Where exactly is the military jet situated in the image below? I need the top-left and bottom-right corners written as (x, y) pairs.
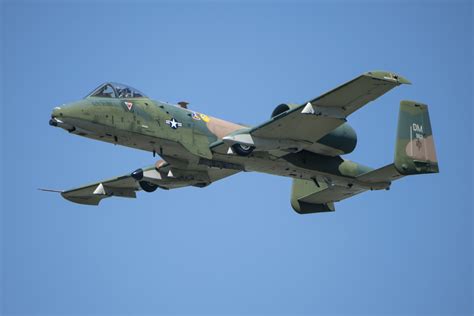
top-left (45, 71), bottom-right (438, 214)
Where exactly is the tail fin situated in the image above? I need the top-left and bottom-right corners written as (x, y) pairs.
top-left (291, 178), bottom-right (335, 214)
top-left (290, 100), bottom-right (439, 215)
top-left (394, 100), bottom-right (439, 175)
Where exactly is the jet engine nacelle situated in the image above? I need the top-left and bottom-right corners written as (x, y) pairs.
top-left (270, 103), bottom-right (357, 155)
top-left (317, 123), bottom-right (357, 155)
top-left (271, 103), bottom-right (300, 118)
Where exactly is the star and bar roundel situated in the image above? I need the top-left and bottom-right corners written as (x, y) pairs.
top-left (166, 117), bottom-right (183, 129)
top-left (122, 101), bottom-right (182, 130)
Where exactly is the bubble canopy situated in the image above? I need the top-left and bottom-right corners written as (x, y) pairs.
top-left (86, 82), bottom-right (147, 99)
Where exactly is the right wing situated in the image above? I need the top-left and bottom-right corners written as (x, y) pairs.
top-left (252, 71), bottom-right (410, 140)
top-left (222, 71), bottom-right (410, 154)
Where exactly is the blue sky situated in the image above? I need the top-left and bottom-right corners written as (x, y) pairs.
top-left (1, 1), bottom-right (472, 315)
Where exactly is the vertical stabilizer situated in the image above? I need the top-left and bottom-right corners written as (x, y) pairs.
top-left (291, 178), bottom-right (335, 214)
top-left (394, 100), bottom-right (439, 175)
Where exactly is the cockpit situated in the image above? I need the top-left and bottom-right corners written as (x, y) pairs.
top-left (86, 82), bottom-right (147, 99)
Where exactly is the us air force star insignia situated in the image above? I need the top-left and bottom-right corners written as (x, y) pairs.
top-left (165, 118), bottom-right (182, 129)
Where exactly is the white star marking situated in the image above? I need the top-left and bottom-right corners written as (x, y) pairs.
top-left (166, 118), bottom-right (182, 129)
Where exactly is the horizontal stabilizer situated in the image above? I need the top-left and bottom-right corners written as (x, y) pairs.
top-left (291, 178), bottom-right (366, 214)
top-left (294, 200), bottom-right (335, 214)
top-left (357, 164), bottom-right (403, 184)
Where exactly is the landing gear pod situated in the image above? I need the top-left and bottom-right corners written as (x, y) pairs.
top-left (139, 181), bottom-right (158, 193)
top-left (231, 143), bottom-right (255, 156)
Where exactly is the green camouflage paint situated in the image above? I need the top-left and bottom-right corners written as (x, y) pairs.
top-left (48, 72), bottom-right (439, 212)
top-left (394, 100), bottom-right (439, 175)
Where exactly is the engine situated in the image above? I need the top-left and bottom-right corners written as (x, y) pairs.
top-left (271, 103), bottom-right (300, 118)
top-left (318, 123), bottom-right (357, 155)
top-left (270, 103), bottom-right (357, 155)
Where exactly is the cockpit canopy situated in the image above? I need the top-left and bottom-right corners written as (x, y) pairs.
top-left (87, 82), bottom-right (147, 99)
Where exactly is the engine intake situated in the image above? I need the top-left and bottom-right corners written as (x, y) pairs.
top-left (271, 103), bottom-right (299, 118)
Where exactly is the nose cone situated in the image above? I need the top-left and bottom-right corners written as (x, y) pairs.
top-left (50, 106), bottom-right (74, 131)
top-left (50, 107), bottom-right (63, 125)
top-left (51, 106), bottom-right (61, 118)
top-left (51, 101), bottom-right (85, 119)
top-left (49, 102), bottom-right (85, 131)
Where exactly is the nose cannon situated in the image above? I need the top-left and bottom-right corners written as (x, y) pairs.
top-left (49, 107), bottom-right (75, 132)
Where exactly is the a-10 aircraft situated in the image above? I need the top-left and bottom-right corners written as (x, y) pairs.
top-left (45, 71), bottom-right (438, 214)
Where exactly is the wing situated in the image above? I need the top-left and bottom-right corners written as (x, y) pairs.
top-left (221, 71), bottom-right (410, 154)
top-left (253, 71), bottom-right (410, 140)
top-left (45, 161), bottom-right (240, 205)
top-left (59, 174), bottom-right (140, 205)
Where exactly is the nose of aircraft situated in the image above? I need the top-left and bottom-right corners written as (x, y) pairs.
top-left (49, 106), bottom-right (73, 131)
top-left (49, 102), bottom-right (84, 131)
top-left (51, 106), bottom-right (61, 117)
top-left (51, 102), bottom-right (80, 118)
top-left (50, 107), bottom-right (61, 122)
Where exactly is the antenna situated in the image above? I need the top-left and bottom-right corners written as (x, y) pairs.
top-left (177, 101), bottom-right (189, 109)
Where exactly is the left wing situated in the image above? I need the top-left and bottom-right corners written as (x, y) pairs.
top-left (43, 161), bottom-right (240, 205)
top-left (56, 174), bottom-right (141, 206)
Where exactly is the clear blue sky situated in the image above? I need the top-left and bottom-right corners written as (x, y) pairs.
top-left (1, 1), bottom-right (472, 315)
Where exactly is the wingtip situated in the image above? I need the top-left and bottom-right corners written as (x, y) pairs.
top-left (38, 188), bottom-right (64, 193)
top-left (61, 194), bottom-right (102, 206)
top-left (365, 70), bottom-right (411, 85)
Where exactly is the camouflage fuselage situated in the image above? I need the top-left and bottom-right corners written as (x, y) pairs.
top-left (47, 72), bottom-right (439, 210)
top-left (51, 95), bottom-right (372, 189)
